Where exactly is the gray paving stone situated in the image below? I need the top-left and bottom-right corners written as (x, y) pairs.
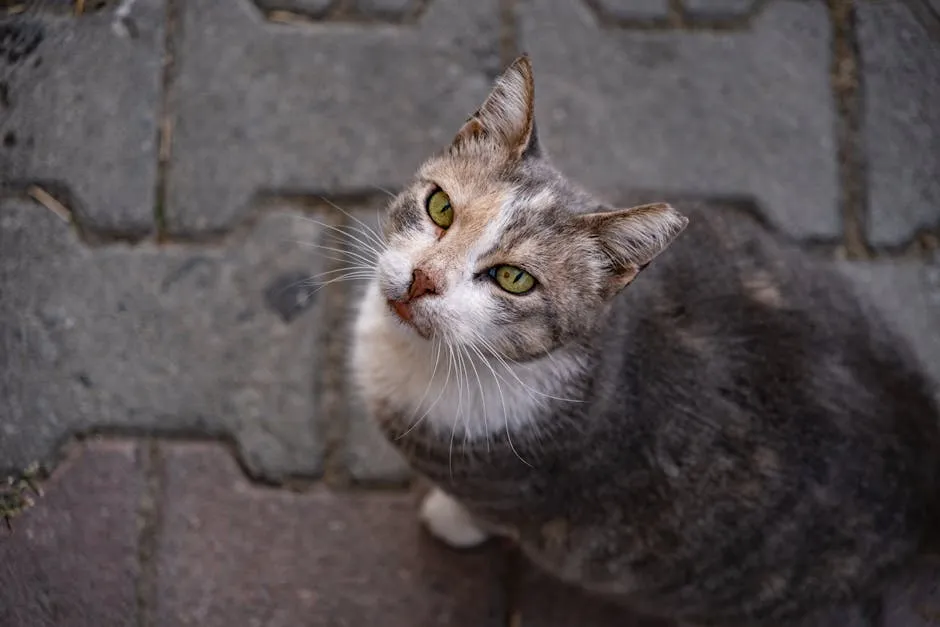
top-left (0, 440), bottom-right (142, 627)
top-left (0, 197), bottom-right (330, 480)
top-left (858, 1), bottom-right (940, 246)
top-left (593, 0), bottom-right (671, 20)
top-left (518, 0), bottom-right (839, 240)
top-left (165, 0), bottom-right (501, 235)
top-left (0, 0), bottom-right (165, 234)
top-left (838, 255), bottom-right (940, 397)
top-left (682, 0), bottom-right (756, 18)
top-left (155, 442), bottom-right (506, 627)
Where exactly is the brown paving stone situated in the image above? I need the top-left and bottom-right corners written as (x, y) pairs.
top-left (154, 442), bottom-right (507, 627)
top-left (0, 440), bottom-right (143, 627)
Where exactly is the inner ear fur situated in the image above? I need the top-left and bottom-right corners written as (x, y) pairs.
top-left (452, 55), bottom-right (538, 159)
top-left (578, 203), bottom-right (689, 292)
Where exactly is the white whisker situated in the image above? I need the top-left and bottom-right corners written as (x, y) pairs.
top-left (317, 196), bottom-right (388, 250)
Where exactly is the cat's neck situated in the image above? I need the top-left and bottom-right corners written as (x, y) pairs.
top-left (351, 280), bottom-right (589, 442)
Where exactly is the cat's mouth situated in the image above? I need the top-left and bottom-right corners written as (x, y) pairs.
top-left (386, 298), bottom-right (432, 339)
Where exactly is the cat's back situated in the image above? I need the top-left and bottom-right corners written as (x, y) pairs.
top-left (595, 202), bottom-right (940, 623)
top-left (618, 202), bottom-right (940, 512)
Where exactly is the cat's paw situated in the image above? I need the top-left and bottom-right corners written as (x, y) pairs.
top-left (419, 488), bottom-right (490, 549)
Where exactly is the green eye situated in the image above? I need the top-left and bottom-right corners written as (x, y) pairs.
top-left (426, 189), bottom-right (453, 228)
top-left (489, 265), bottom-right (536, 294)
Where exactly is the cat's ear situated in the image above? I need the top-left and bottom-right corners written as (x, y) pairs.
top-left (579, 203), bottom-right (688, 293)
top-left (452, 55), bottom-right (539, 159)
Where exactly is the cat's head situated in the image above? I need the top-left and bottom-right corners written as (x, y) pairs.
top-left (373, 56), bottom-right (688, 361)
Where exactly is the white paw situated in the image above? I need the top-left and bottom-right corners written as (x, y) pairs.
top-left (419, 488), bottom-right (490, 549)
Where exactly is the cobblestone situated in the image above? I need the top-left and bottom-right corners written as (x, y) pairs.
top-left (0, 197), bottom-right (329, 480)
top-left (154, 442), bottom-right (507, 627)
top-left (857, 0), bottom-right (940, 246)
top-left (0, 440), bottom-right (142, 627)
top-left (0, 0), bottom-right (165, 234)
top-left (518, 0), bottom-right (839, 240)
top-left (164, 0), bottom-right (501, 235)
top-left (254, 0), bottom-right (334, 16)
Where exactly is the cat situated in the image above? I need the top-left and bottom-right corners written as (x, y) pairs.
top-left (349, 55), bottom-right (940, 626)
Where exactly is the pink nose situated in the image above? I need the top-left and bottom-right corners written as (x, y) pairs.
top-left (405, 268), bottom-right (439, 302)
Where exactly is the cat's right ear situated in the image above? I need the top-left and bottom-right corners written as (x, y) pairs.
top-left (451, 55), bottom-right (539, 160)
top-left (579, 203), bottom-right (689, 295)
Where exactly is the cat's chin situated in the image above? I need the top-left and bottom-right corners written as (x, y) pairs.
top-left (384, 298), bottom-right (433, 340)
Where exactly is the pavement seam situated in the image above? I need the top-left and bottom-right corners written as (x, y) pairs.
top-left (135, 439), bottom-right (164, 627)
top-left (153, 0), bottom-right (180, 243)
top-left (828, 0), bottom-right (871, 260)
top-left (258, 0), bottom-right (432, 25)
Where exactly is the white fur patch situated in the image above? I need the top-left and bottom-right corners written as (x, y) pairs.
top-left (419, 488), bottom-right (490, 548)
top-left (351, 280), bottom-right (584, 443)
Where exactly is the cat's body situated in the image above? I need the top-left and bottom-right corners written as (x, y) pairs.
top-left (350, 57), bottom-right (940, 626)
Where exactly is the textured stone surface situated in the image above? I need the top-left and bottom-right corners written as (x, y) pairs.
top-left (0, 197), bottom-right (328, 480)
top-left (858, 1), bottom-right (940, 246)
top-left (593, 0), bottom-right (671, 20)
top-left (519, 0), bottom-right (839, 240)
top-left (154, 442), bottom-right (507, 627)
top-left (682, 0), bottom-right (757, 18)
top-left (165, 0), bottom-right (501, 234)
top-left (838, 255), bottom-right (940, 393)
top-left (0, 441), bottom-right (142, 627)
top-left (0, 0), bottom-right (165, 234)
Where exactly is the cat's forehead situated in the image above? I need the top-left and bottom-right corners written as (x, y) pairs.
top-left (416, 153), bottom-right (565, 230)
top-left (420, 153), bottom-right (511, 206)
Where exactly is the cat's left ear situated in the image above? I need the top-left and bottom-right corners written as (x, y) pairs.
top-left (452, 55), bottom-right (539, 160)
top-left (578, 203), bottom-right (689, 294)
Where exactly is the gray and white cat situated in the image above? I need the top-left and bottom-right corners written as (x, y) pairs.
top-left (350, 56), bottom-right (940, 626)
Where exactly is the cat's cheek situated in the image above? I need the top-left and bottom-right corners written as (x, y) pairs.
top-left (438, 284), bottom-right (497, 345)
top-left (376, 250), bottom-right (415, 300)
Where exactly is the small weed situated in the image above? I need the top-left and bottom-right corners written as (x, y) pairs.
top-left (0, 462), bottom-right (43, 533)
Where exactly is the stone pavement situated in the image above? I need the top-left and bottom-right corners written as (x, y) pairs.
top-left (0, 0), bottom-right (938, 624)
